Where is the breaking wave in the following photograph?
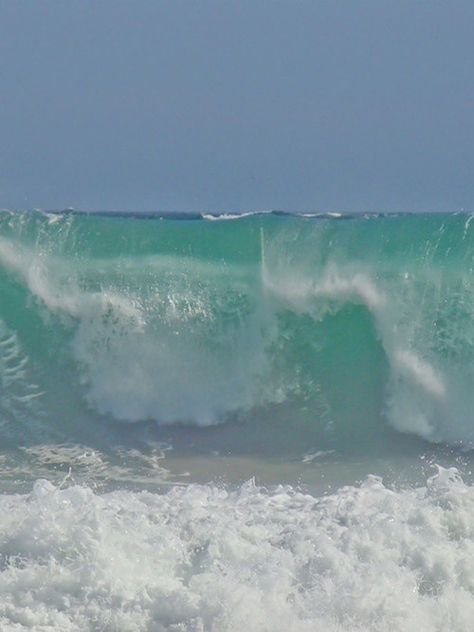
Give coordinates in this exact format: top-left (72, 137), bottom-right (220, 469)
top-left (1, 210), bottom-right (474, 447)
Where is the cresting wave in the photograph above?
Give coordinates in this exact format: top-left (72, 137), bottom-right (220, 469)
top-left (1, 210), bottom-right (474, 447)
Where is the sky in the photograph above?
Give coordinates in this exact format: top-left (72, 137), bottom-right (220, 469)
top-left (0, 1), bottom-right (473, 213)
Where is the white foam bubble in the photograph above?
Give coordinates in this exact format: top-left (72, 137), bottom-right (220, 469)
top-left (0, 471), bottom-right (473, 631)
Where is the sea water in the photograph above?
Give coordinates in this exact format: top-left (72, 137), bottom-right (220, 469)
top-left (1, 209), bottom-right (474, 630)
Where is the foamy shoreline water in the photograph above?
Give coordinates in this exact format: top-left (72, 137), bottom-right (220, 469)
top-left (0, 468), bottom-right (472, 632)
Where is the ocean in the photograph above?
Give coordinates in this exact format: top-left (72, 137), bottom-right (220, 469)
top-left (1, 209), bottom-right (474, 630)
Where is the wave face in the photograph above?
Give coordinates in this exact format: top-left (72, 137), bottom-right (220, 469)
top-left (1, 210), bottom-right (474, 448)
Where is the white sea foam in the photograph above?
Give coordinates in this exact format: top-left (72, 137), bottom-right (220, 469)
top-left (201, 211), bottom-right (263, 221)
top-left (301, 449), bottom-right (336, 463)
top-left (301, 212), bottom-right (343, 218)
top-left (0, 469), bottom-right (472, 631)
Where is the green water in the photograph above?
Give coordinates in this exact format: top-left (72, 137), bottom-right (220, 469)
top-left (1, 210), bottom-right (474, 488)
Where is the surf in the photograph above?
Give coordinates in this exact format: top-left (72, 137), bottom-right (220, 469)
top-left (1, 210), bottom-right (474, 450)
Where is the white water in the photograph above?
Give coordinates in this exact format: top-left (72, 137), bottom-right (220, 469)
top-left (0, 469), bottom-right (473, 631)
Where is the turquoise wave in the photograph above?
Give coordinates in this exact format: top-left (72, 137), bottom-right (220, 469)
top-left (1, 210), bottom-right (474, 448)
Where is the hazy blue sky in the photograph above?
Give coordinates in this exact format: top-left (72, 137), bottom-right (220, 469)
top-left (1, 1), bottom-right (473, 212)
